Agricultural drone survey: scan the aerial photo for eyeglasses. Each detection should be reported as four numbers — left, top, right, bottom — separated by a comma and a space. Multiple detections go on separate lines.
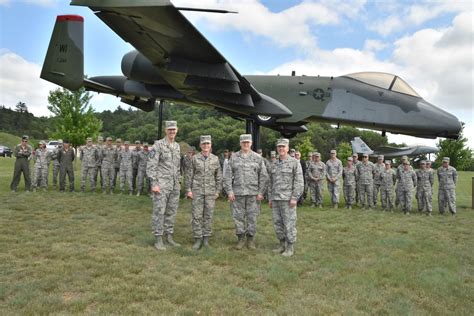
22, 140, 28, 142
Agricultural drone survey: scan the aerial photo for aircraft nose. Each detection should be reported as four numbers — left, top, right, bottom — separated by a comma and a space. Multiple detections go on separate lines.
419, 100, 462, 139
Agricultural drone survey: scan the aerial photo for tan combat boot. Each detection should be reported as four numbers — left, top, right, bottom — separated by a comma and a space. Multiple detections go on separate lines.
192, 238, 202, 251
235, 234, 246, 250
154, 236, 166, 251
247, 235, 256, 250
282, 243, 294, 257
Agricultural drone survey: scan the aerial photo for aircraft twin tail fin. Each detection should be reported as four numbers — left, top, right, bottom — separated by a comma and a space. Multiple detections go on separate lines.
351, 137, 374, 155
40, 15, 84, 90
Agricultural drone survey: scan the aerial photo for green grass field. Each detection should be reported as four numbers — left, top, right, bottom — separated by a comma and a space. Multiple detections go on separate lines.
1, 157, 473, 314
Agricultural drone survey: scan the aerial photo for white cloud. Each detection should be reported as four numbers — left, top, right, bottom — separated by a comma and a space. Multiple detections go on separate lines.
363, 39, 388, 52
0, 50, 56, 117
367, 15, 403, 37
0, 0, 59, 7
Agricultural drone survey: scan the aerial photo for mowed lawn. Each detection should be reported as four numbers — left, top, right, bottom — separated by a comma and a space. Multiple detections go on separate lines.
0, 157, 473, 315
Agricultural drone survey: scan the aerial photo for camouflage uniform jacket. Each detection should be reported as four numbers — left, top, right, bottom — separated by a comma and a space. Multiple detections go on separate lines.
132, 148, 140, 169
379, 169, 396, 189
268, 155, 304, 201
118, 149, 133, 171
416, 169, 434, 191
80, 145, 99, 168
397, 169, 417, 190
373, 162, 385, 185
100, 146, 117, 167
356, 161, 375, 185
437, 166, 457, 189
51, 146, 62, 166
137, 150, 149, 171
343, 166, 357, 186
146, 137, 181, 191
325, 158, 343, 182
224, 150, 268, 196
185, 152, 222, 195
114, 147, 122, 168
13, 144, 33, 159
34, 148, 50, 168
308, 161, 326, 182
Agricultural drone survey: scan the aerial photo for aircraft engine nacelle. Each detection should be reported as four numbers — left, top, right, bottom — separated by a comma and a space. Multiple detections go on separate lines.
121, 50, 167, 85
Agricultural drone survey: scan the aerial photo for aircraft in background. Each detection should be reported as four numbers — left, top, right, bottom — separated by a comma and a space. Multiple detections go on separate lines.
41, 1, 462, 148
351, 137, 439, 159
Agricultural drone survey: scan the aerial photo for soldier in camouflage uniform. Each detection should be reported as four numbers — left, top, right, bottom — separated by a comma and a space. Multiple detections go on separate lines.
136, 143, 150, 196
10, 135, 33, 192
32, 140, 51, 192
268, 138, 303, 257
395, 155, 409, 208
343, 157, 357, 209
118, 141, 134, 195
307, 152, 326, 208
397, 161, 417, 215
379, 160, 396, 211
356, 153, 375, 210
373, 155, 385, 207
326, 149, 343, 208
51, 139, 63, 189
416, 160, 434, 215
147, 121, 182, 250
58, 140, 75, 192
132, 140, 142, 192
80, 137, 99, 192
185, 135, 223, 250
437, 157, 457, 216
352, 153, 362, 205
181, 147, 195, 177
112, 138, 122, 188
94, 136, 104, 189
100, 137, 117, 194
224, 134, 268, 250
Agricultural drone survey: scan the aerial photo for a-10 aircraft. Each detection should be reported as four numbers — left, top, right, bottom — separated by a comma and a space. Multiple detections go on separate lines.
41, 0, 462, 148
351, 137, 439, 159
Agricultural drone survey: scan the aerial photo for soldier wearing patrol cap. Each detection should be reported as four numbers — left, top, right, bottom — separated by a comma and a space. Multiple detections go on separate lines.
395, 155, 410, 208
95, 136, 104, 188
268, 138, 303, 257
343, 157, 357, 209
373, 155, 385, 207
118, 141, 134, 195
416, 160, 434, 215
437, 157, 457, 216
326, 149, 343, 208
80, 137, 99, 192
100, 137, 117, 194
397, 160, 417, 215
51, 139, 63, 190
136, 142, 150, 196
32, 140, 51, 192
356, 153, 375, 210
132, 140, 142, 192
224, 134, 268, 250
185, 135, 222, 250
10, 135, 33, 192
112, 138, 122, 188
147, 120, 182, 250
307, 152, 326, 208
379, 160, 396, 211
352, 153, 362, 204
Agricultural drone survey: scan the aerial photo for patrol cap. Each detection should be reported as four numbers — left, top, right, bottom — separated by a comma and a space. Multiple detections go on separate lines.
22, 135, 29, 140
143, 142, 149, 147
347, 157, 353, 161
313, 152, 321, 157
165, 120, 177, 129
124, 141, 130, 145
378, 155, 384, 160
385, 160, 391, 165
106, 137, 113, 141
200, 135, 212, 144
442, 157, 450, 162
401, 155, 408, 161
135, 140, 141, 144
330, 149, 337, 154
276, 138, 289, 146
116, 138, 122, 143
352, 153, 358, 157
97, 136, 104, 141
86, 137, 92, 142
270, 151, 276, 157
403, 160, 410, 165
289, 148, 295, 153
240, 134, 252, 142
420, 160, 426, 164
362, 153, 369, 158
39, 140, 47, 145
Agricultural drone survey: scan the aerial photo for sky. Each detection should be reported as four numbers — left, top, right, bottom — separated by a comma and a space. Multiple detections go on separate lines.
0, 0, 473, 148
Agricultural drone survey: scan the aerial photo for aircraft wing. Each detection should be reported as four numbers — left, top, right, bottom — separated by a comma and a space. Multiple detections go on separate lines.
71, 0, 260, 109
374, 146, 438, 159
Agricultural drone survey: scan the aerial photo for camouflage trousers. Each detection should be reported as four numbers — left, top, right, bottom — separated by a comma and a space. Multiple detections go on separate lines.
416, 189, 432, 213
151, 188, 180, 236
231, 195, 259, 237
94, 165, 103, 188
101, 165, 115, 192
120, 168, 133, 193
112, 167, 120, 187
438, 188, 456, 214
358, 183, 373, 208
399, 189, 413, 213
136, 168, 150, 193
373, 183, 381, 206
271, 200, 297, 244
327, 181, 340, 204
381, 189, 394, 210
191, 194, 216, 238
59, 166, 74, 192
343, 184, 356, 207
32, 166, 48, 188
309, 181, 324, 206
81, 166, 97, 191
52, 163, 60, 188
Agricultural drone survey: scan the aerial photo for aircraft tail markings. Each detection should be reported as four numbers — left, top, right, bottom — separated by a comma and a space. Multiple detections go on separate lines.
351, 137, 374, 154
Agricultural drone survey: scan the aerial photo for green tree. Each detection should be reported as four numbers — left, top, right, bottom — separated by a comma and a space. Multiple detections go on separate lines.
337, 142, 352, 164
295, 136, 314, 160
47, 88, 102, 148
435, 124, 472, 170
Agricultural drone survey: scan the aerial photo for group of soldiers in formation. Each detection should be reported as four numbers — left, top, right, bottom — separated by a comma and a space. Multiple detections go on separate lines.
9, 123, 458, 256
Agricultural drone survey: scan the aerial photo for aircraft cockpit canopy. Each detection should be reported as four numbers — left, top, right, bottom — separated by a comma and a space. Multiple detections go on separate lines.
344, 72, 421, 98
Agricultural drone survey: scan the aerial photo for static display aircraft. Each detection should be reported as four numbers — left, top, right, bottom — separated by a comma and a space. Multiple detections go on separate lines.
40, 0, 462, 148
351, 137, 439, 159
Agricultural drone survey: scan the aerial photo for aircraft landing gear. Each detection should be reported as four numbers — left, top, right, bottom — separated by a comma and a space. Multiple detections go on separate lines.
245, 119, 261, 151
157, 99, 164, 139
